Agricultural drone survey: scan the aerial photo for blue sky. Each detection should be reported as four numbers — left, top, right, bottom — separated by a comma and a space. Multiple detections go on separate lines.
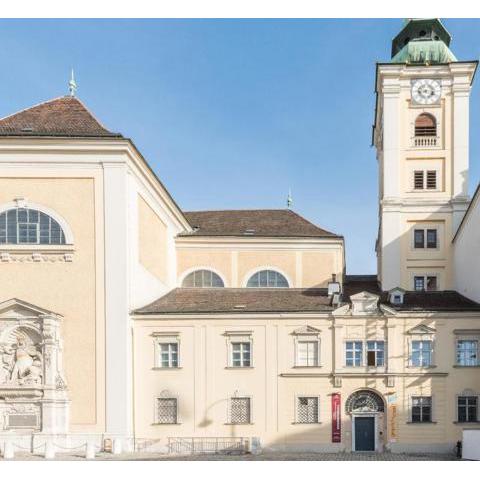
0, 18, 479, 274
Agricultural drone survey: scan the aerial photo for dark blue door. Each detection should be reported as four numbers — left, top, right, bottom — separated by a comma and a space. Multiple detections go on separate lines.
354, 417, 375, 451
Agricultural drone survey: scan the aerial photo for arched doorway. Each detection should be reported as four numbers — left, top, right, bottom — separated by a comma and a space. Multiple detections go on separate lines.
345, 390, 385, 452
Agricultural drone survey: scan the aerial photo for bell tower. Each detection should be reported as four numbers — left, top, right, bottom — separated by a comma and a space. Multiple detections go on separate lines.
373, 19, 477, 291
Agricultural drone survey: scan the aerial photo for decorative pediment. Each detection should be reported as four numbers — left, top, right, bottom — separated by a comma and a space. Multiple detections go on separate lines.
406, 324, 436, 335
350, 291, 380, 316
291, 326, 321, 336
0, 298, 62, 320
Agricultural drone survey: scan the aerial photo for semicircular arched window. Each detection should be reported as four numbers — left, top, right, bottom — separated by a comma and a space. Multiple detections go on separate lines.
182, 269, 225, 288
246, 270, 289, 288
415, 113, 437, 137
0, 208, 66, 245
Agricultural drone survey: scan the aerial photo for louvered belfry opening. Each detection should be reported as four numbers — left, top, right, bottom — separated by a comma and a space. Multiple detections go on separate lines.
415, 113, 437, 137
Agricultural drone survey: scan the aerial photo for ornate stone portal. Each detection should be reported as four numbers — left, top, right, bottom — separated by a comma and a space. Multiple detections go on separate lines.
0, 299, 69, 433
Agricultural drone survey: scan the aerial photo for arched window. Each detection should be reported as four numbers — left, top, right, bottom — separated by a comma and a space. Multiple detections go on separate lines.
345, 390, 384, 414
246, 270, 289, 288
182, 269, 224, 288
415, 113, 436, 137
0, 208, 66, 245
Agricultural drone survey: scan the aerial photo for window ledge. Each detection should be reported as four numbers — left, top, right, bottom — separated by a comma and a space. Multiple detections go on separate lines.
406, 421, 437, 425
453, 365, 480, 368
406, 365, 437, 369
291, 422, 322, 425
151, 422, 182, 426
152, 367, 182, 370
453, 421, 480, 425
225, 366, 254, 370
293, 365, 322, 369
0, 244, 75, 263
0, 244, 74, 252
224, 423, 254, 426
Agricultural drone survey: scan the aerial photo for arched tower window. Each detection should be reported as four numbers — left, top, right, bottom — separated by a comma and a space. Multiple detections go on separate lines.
246, 270, 289, 288
415, 113, 437, 137
0, 208, 66, 245
182, 269, 224, 288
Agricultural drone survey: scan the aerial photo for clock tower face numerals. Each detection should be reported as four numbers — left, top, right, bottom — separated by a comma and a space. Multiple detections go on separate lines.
411, 79, 441, 105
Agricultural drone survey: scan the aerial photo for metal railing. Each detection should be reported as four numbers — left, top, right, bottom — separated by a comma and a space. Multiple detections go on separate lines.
167, 437, 248, 455
414, 136, 438, 147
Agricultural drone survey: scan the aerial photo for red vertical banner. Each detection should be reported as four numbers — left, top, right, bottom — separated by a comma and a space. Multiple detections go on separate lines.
331, 393, 341, 443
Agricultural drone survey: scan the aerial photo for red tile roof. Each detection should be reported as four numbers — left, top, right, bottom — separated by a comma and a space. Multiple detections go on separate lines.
181, 209, 341, 238
0, 96, 121, 137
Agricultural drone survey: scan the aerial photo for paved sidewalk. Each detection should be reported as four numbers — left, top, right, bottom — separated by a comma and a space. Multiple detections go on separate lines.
6, 451, 459, 461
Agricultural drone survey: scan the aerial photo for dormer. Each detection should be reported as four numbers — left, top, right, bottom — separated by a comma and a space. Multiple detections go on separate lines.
349, 291, 380, 316
389, 287, 406, 306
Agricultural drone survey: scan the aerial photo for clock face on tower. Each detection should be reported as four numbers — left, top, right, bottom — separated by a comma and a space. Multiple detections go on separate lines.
411, 79, 441, 105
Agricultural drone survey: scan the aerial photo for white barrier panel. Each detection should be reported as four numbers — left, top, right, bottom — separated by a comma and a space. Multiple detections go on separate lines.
86, 442, 96, 459
462, 429, 480, 460
3, 441, 14, 459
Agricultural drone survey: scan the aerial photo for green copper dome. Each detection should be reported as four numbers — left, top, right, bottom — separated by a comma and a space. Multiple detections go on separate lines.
391, 19, 457, 64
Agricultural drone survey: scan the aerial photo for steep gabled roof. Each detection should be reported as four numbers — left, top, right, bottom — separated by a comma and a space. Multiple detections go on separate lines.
0, 96, 121, 138
180, 209, 341, 238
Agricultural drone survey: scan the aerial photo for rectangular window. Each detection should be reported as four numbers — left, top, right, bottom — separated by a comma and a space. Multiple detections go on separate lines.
230, 397, 251, 424
366, 341, 385, 367
414, 229, 425, 248
456, 340, 479, 366
426, 229, 437, 249
458, 396, 478, 423
414, 276, 425, 291
297, 397, 319, 424
345, 341, 363, 367
296, 341, 319, 366
411, 340, 432, 367
414, 171, 424, 189
158, 343, 178, 368
426, 276, 437, 291
426, 171, 437, 189
412, 396, 432, 423
156, 398, 178, 424
231, 342, 251, 367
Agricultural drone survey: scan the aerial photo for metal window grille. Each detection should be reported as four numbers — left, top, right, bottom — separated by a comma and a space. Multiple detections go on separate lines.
156, 398, 178, 424
296, 341, 319, 366
414, 171, 424, 189
159, 343, 178, 368
297, 397, 318, 423
230, 397, 250, 424
0, 208, 66, 245
426, 171, 437, 189
231, 342, 251, 367
412, 396, 432, 423
457, 340, 478, 366
458, 396, 478, 422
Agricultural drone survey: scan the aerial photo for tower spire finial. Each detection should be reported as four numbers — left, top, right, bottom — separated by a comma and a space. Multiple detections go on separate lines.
287, 188, 293, 209
69, 69, 77, 97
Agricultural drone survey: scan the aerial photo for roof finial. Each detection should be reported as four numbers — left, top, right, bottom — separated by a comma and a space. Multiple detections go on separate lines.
287, 188, 293, 209
69, 69, 77, 97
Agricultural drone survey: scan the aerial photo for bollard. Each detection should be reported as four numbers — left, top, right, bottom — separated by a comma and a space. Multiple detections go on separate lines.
3, 441, 14, 459
112, 438, 122, 455
44, 440, 56, 459
85, 441, 96, 459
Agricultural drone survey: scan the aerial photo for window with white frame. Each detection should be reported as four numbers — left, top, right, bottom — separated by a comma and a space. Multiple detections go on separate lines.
0, 208, 66, 245
226, 332, 252, 368
345, 341, 363, 367
411, 340, 433, 367
366, 341, 385, 367
182, 269, 224, 287
229, 397, 251, 424
156, 397, 178, 424
296, 397, 319, 424
246, 270, 289, 288
296, 341, 319, 367
231, 342, 251, 367
411, 396, 432, 423
154, 334, 180, 368
413, 275, 437, 291
457, 396, 478, 423
456, 340, 479, 366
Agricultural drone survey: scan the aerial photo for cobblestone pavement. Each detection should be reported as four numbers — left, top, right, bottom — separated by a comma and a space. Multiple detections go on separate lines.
6, 451, 459, 461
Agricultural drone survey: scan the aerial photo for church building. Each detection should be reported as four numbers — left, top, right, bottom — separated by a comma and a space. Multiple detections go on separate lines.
0, 18, 480, 455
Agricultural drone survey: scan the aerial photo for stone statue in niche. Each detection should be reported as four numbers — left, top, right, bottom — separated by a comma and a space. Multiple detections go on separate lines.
0, 332, 43, 386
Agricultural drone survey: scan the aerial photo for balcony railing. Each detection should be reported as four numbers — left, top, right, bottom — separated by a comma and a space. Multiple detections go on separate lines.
413, 136, 438, 147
